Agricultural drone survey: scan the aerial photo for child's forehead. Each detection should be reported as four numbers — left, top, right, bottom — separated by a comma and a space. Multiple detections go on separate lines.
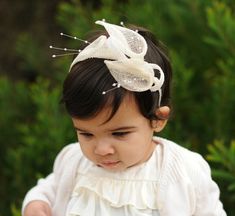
75, 94, 141, 125
101, 94, 140, 120
72, 95, 145, 131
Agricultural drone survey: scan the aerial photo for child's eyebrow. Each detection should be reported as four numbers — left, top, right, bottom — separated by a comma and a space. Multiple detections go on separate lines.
73, 126, 137, 132
109, 126, 137, 132
73, 127, 89, 132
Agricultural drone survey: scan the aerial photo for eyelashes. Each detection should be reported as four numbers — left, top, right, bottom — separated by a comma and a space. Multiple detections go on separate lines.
78, 131, 131, 138
79, 133, 93, 138
112, 131, 130, 137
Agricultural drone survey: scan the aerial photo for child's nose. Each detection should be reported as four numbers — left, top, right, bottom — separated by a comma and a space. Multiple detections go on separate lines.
94, 140, 115, 156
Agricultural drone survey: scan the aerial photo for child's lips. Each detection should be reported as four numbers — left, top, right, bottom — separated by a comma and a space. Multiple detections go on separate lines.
99, 160, 121, 167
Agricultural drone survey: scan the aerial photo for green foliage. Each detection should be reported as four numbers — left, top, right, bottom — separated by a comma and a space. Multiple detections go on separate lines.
11, 204, 21, 216
1, 0, 235, 215
204, 2, 235, 143
207, 140, 235, 215
0, 77, 32, 216
15, 33, 45, 73
0, 77, 75, 214
205, 1, 235, 56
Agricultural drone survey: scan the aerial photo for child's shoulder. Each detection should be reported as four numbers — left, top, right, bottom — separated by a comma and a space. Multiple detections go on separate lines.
155, 137, 211, 182
57, 142, 81, 159
53, 142, 83, 170
156, 136, 207, 163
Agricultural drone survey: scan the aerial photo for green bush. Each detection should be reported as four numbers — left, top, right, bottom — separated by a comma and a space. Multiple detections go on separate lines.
11, 205, 21, 216
207, 140, 235, 215
0, 77, 32, 215
1, 77, 75, 215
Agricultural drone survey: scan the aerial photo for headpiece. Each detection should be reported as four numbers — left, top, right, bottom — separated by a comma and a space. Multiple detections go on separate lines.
51, 20, 165, 104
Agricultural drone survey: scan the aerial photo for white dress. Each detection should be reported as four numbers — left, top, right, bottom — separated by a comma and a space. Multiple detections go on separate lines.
65, 142, 162, 216
22, 137, 226, 216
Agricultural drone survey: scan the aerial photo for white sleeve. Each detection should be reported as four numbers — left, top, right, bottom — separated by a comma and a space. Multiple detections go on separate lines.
22, 173, 56, 211
194, 156, 227, 216
21, 143, 78, 215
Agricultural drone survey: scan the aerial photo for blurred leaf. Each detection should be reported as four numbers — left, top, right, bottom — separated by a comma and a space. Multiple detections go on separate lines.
11, 204, 21, 216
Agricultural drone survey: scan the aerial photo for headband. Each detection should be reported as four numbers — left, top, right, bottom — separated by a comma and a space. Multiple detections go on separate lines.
53, 20, 165, 104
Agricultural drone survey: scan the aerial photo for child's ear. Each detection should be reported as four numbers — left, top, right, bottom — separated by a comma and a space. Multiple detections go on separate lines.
151, 106, 170, 132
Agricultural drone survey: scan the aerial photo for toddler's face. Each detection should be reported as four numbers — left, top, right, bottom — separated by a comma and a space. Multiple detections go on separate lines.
72, 95, 159, 172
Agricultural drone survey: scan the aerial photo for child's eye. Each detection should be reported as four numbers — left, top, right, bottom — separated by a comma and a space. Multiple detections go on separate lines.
112, 131, 130, 137
79, 133, 93, 138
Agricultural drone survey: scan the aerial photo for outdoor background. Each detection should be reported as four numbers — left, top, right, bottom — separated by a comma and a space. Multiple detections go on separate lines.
0, 0, 235, 215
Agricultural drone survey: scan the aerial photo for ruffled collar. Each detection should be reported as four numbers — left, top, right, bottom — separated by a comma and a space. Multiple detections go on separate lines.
66, 139, 163, 216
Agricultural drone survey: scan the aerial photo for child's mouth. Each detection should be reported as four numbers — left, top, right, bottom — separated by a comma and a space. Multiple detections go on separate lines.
99, 161, 121, 168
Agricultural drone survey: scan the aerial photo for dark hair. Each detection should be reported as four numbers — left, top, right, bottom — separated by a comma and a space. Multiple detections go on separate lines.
61, 25, 172, 121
